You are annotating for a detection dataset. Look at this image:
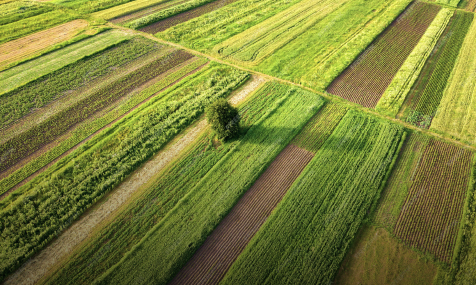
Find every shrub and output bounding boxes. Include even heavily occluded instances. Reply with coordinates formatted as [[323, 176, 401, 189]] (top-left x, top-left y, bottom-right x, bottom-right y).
[[206, 98, 240, 141]]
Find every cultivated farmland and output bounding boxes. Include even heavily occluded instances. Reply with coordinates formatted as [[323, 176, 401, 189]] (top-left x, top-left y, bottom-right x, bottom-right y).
[[2, 0, 476, 284], [221, 110, 406, 285], [327, 2, 440, 108], [394, 139, 473, 263]]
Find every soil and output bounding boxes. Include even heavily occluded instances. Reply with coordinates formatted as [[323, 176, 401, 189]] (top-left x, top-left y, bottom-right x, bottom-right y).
[[169, 144, 314, 285]]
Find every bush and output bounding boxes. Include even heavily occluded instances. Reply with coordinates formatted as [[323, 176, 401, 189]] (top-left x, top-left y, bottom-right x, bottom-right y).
[[206, 98, 240, 141]]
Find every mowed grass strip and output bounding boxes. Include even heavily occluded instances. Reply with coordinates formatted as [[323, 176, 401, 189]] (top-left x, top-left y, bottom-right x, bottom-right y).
[[0, 63, 247, 282], [0, 29, 130, 96], [429, 17, 476, 144], [404, 11, 474, 127], [375, 8, 453, 118], [291, 101, 348, 153], [221, 110, 406, 285], [169, 144, 314, 285], [326, 2, 440, 108], [0, 9, 76, 45], [394, 139, 473, 263], [93, 85, 325, 285], [157, 0, 302, 51], [0, 50, 193, 174], [0, 19, 89, 71], [213, 0, 348, 66], [40, 81, 287, 285]]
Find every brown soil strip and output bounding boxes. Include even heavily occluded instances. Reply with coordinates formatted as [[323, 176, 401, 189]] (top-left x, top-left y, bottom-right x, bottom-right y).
[[139, 0, 239, 34], [0, 20, 88, 70], [393, 139, 472, 263], [326, 2, 440, 108], [169, 144, 314, 285], [111, 0, 189, 24], [2, 73, 260, 285]]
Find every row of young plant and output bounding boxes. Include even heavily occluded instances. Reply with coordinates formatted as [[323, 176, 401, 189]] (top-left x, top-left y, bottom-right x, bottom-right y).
[[42, 80, 286, 285], [92, 0, 185, 20], [430, 17, 476, 145], [404, 11, 474, 129], [221, 110, 406, 285], [0, 36, 159, 129], [256, 0, 413, 91], [0, 57, 208, 196], [126, 0, 216, 29], [92, 84, 326, 285], [0, 29, 130, 97], [291, 102, 348, 153], [158, 0, 303, 51], [0, 0, 53, 26], [51, 0, 136, 14], [310, 0, 413, 90], [0, 62, 247, 281], [0, 49, 193, 173], [376, 8, 453, 117]]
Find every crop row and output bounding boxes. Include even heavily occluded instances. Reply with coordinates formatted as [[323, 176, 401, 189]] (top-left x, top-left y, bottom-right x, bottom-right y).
[[170, 144, 314, 284], [327, 2, 440, 108], [431, 17, 476, 144], [375, 9, 453, 117], [408, 11, 474, 123], [291, 101, 348, 153], [394, 139, 473, 263], [0, 49, 192, 173], [127, 0, 216, 30], [0, 29, 130, 97], [256, 0, 411, 90], [213, 0, 347, 66], [41, 81, 293, 285], [0, 57, 208, 196], [158, 0, 302, 52], [0, 0, 52, 26], [94, 0, 184, 20], [93, 84, 325, 285], [221, 110, 406, 285], [0, 36, 159, 130], [374, 132, 430, 231], [0, 63, 248, 281], [52, 0, 135, 13]]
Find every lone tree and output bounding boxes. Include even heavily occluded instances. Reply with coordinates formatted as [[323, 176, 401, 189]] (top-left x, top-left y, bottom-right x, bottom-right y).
[[206, 98, 240, 141]]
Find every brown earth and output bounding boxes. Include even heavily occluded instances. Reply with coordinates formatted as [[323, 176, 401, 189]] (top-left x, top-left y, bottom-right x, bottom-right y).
[[394, 139, 473, 263], [0, 20, 88, 70], [169, 144, 314, 285], [326, 2, 440, 108], [139, 0, 240, 34]]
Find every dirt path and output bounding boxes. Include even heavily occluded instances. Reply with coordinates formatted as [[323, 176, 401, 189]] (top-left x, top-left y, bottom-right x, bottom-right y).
[[2, 74, 263, 285], [0, 20, 88, 70], [169, 144, 314, 285]]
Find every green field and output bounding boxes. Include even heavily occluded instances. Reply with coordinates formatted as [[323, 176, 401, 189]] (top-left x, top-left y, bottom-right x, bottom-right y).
[[2, 0, 476, 284], [222, 110, 406, 284]]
